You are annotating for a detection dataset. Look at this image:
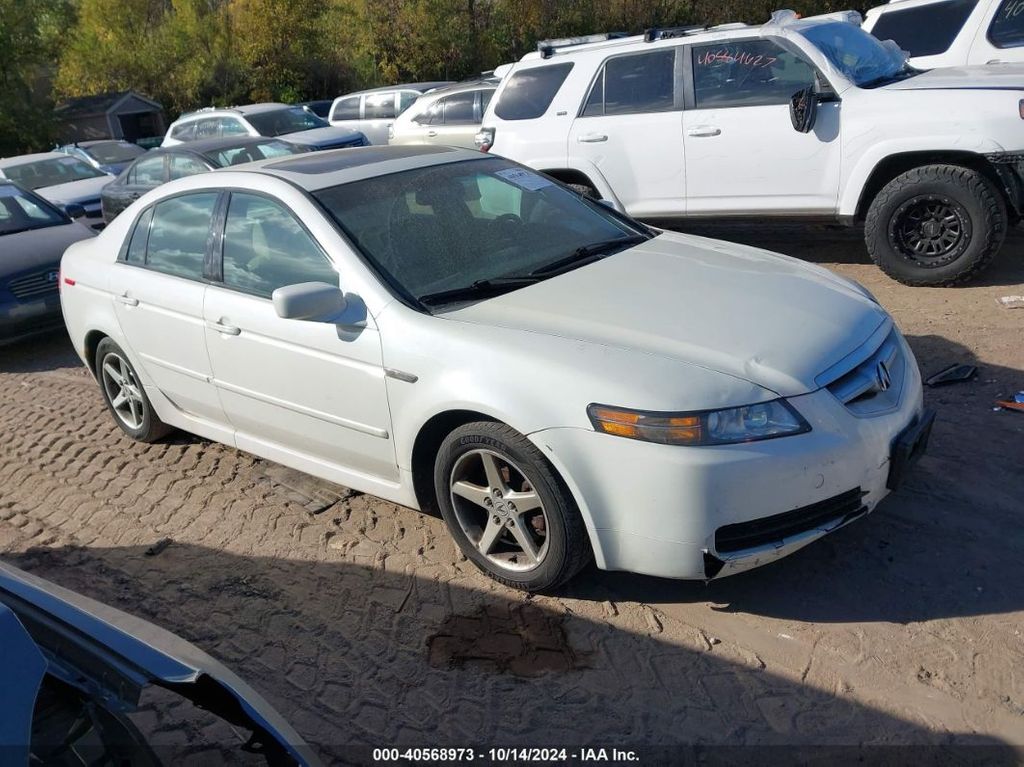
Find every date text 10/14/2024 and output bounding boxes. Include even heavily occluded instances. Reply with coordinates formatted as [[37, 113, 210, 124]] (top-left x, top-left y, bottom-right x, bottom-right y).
[[372, 748, 641, 762]]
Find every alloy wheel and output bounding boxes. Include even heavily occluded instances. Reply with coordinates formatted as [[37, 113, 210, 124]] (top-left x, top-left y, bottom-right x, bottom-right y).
[[449, 449, 550, 573], [100, 352, 145, 431], [889, 195, 969, 267]]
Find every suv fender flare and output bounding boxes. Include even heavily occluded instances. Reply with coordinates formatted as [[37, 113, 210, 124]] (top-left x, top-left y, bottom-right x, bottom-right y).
[[839, 138, 1006, 218], [532, 162, 624, 210]]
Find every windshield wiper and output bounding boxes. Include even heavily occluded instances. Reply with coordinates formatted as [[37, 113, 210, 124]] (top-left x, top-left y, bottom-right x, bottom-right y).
[[418, 277, 539, 307], [530, 235, 647, 277]]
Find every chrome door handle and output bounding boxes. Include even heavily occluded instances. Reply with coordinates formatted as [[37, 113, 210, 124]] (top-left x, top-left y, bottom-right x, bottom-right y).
[[687, 126, 722, 137], [577, 133, 608, 143], [427, 130, 438, 137], [208, 321, 240, 336], [117, 294, 139, 307]]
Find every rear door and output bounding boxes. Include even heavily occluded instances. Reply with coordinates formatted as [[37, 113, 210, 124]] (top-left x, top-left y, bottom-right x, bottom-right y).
[[360, 91, 398, 145], [202, 191, 397, 481], [568, 47, 685, 217], [109, 192, 225, 425], [104, 154, 167, 221], [969, 0, 1024, 63], [421, 91, 487, 148], [681, 38, 842, 215]]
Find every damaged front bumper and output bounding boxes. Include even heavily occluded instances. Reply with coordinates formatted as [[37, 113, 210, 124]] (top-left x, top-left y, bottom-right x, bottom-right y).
[[986, 152, 1024, 222]]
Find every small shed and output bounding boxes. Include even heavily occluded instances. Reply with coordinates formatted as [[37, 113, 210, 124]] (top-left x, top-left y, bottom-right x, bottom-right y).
[[55, 91, 166, 144]]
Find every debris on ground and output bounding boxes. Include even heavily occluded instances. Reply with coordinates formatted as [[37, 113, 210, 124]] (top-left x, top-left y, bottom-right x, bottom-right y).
[[925, 364, 978, 387], [994, 392, 1024, 413], [996, 295, 1024, 309], [143, 538, 172, 557]]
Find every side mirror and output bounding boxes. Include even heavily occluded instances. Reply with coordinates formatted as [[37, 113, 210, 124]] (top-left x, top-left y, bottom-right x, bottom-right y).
[[790, 86, 818, 134], [64, 203, 86, 220], [272, 282, 347, 322]]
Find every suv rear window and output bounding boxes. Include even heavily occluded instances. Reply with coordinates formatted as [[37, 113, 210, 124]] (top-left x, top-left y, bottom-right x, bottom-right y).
[[870, 0, 978, 56], [495, 63, 574, 120], [990, 0, 1024, 48]]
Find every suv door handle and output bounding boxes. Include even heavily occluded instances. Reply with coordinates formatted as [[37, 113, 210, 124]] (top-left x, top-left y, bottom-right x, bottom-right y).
[[116, 294, 139, 307], [207, 320, 240, 336], [427, 130, 438, 137], [687, 126, 722, 137], [577, 133, 608, 143]]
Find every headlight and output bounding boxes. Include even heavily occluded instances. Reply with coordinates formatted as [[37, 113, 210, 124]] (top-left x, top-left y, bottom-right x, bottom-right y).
[[587, 400, 811, 446]]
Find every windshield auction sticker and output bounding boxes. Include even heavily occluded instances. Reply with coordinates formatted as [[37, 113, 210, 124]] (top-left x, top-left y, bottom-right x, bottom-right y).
[[494, 168, 553, 192]]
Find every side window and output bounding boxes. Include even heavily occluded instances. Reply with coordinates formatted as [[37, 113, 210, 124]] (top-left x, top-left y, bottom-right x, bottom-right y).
[[480, 89, 494, 114], [168, 154, 209, 180], [221, 193, 337, 297], [583, 50, 676, 117], [870, 0, 978, 56], [443, 92, 477, 124], [145, 193, 218, 280], [332, 97, 360, 121], [420, 99, 445, 125], [494, 63, 574, 120], [397, 91, 419, 114], [219, 117, 249, 136], [131, 155, 166, 187], [990, 0, 1024, 48], [125, 208, 154, 264], [691, 40, 816, 109], [170, 121, 195, 141], [364, 92, 397, 119]]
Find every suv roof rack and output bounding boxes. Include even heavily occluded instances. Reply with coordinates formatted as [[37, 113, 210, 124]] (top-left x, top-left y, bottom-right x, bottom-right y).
[[644, 22, 750, 42], [537, 32, 629, 59]]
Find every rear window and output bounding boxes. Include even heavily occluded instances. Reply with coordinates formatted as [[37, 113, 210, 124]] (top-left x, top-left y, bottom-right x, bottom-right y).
[[582, 50, 676, 117], [990, 0, 1024, 48], [494, 63, 574, 120], [870, 0, 978, 56]]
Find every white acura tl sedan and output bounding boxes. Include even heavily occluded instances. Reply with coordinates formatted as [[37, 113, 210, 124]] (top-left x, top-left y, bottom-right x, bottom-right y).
[[60, 146, 933, 591]]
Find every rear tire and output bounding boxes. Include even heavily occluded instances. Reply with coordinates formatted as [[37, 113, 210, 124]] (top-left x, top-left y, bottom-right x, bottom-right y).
[[566, 182, 600, 200], [434, 422, 591, 592], [864, 164, 1007, 286], [95, 338, 172, 443]]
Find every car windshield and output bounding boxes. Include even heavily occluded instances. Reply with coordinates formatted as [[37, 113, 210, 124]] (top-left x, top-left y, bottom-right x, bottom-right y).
[[314, 158, 650, 307], [799, 21, 914, 87], [2, 157, 106, 190], [84, 141, 145, 164], [206, 140, 305, 167], [0, 184, 66, 236], [244, 107, 328, 137]]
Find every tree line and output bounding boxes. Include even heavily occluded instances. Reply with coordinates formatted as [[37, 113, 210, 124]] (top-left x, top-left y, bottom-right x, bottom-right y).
[[1, 0, 848, 155]]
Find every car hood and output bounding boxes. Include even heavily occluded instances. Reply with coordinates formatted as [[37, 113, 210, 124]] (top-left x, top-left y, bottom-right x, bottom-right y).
[[444, 232, 888, 396], [1, 223, 95, 277], [283, 126, 365, 146], [883, 64, 1024, 91], [35, 175, 112, 205]]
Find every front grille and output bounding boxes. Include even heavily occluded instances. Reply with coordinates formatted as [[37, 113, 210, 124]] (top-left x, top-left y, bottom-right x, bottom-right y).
[[825, 330, 906, 416], [7, 269, 60, 300], [714, 488, 867, 554]]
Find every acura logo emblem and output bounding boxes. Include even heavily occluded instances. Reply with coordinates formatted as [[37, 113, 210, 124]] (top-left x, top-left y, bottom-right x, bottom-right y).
[[876, 360, 892, 392]]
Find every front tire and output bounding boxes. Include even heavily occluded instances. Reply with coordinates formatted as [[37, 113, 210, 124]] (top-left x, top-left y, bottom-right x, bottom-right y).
[[864, 164, 1007, 286], [434, 422, 591, 592], [95, 338, 172, 442]]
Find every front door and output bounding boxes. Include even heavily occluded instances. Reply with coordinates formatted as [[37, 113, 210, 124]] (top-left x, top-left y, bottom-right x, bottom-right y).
[[109, 192, 225, 424], [682, 38, 842, 215], [203, 191, 397, 481], [568, 47, 685, 217]]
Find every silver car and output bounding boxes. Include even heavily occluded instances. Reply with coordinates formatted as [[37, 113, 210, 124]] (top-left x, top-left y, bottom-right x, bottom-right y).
[[327, 82, 454, 145], [389, 81, 498, 149]]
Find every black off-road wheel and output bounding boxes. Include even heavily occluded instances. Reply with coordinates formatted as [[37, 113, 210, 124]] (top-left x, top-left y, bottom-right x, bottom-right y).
[[864, 164, 1007, 286], [434, 422, 591, 592], [95, 338, 172, 442]]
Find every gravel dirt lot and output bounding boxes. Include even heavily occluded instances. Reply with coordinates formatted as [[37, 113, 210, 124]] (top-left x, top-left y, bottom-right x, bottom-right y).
[[1, 225, 1022, 763]]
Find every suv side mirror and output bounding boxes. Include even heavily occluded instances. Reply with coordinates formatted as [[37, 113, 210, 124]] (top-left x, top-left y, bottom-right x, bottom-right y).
[[64, 203, 87, 220], [272, 282, 347, 322], [790, 86, 818, 134]]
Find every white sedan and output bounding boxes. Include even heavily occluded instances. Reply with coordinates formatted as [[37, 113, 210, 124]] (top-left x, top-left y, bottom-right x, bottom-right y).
[[59, 146, 933, 591]]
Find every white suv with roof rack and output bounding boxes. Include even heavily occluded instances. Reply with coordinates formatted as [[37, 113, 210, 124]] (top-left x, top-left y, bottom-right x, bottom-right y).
[[476, 10, 1024, 286], [863, 0, 1024, 68]]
